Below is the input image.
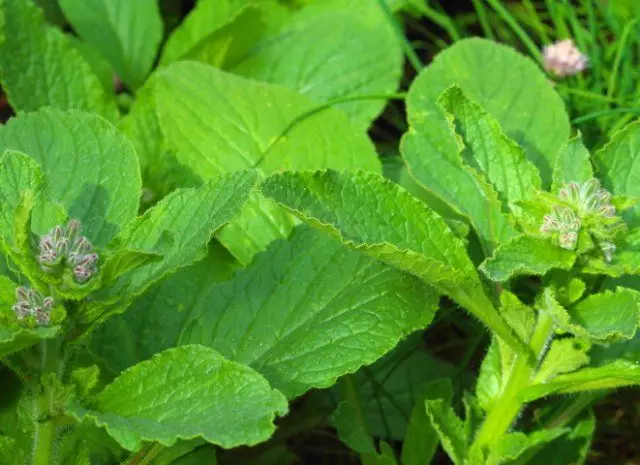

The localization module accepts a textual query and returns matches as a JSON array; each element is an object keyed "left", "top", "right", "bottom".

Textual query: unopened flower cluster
[
  {"left": 543, "top": 39, "right": 588, "bottom": 77},
  {"left": 540, "top": 179, "right": 621, "bottom": 262},
  {"left": 12, "top": 287, "right": 54, "bottom": 326},
  {"left": 39, "top": 219, "right": 99, "bottom": 283}
]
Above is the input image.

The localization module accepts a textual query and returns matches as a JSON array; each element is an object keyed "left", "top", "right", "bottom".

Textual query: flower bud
[
  {"left": 543, "top": 39, "right": 588, "bottom": 77},
  {"left": 65, "top": 219, "right": 81, "bottom": 243}
]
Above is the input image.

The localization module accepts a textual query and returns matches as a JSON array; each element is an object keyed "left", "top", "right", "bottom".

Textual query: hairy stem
[
  {"left": 472, "top": 311, "right": 554, "bottom": 447},
  {"left": 32, "top": 339, "right": 60, "bottom": 465}
]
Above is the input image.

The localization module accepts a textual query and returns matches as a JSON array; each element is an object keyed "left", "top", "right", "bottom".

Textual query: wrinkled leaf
[
  {"left": 480, "top": 235, "right": 576, "bottom": 282},
  {"left": 182, "top": 226, "right": 437, "bottom": 399},
  {"left": 69, "top": 345, "right": 288, "bottom": 451}
]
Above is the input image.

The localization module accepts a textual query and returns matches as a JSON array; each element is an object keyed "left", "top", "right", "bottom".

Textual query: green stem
[
  {"left": 375, "top": 0, "right": 423, "bottom": 73},
  {"left": 472, "top": 311, "right": 554, "bottom": 447},
  {"left": 412, "top": 3, "right": 461, "bottom": 41},
  {"left": 544, "top": 392, "right": 604, "bottom": 429},
  {"left": 32, "top": 339, "right": 60, "bottom": 465}
]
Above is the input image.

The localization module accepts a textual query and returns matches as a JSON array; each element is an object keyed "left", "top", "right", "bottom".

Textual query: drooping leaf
[
  {"left": 438, "top": 86, "right": 541, "bottom": 204},
  {"left": 92, "top": 243, "right": 238, "bottom": 373},
  {"left": 480, "top": 235, "right": 576, "bottom": 282},
  {"left": 520, "top": 360, "right": 640, "bottom": 401},
  {"left": 405, "top": 38, "right": 570, "bottom": 185},
  {"left": 59, "top": 0, "right": 163, "bottom": 89},
  {"left": 69, "top": 345, "right": 288, "bottom": 452},
  {"left": 0, "top": 108, "right": 141, "bottom": 246},
  {"left": 181, "top": 225, "right": 437, "bottom": 399},
  {"left": 155, "top": 61, "right": 379, "bottom": 263},
  {"left": 260, "top": 169, "right": 527, "bottom": 355},
  {"left": 0, "top": 0, "right": 118, "bottom": 119},
  {"left": 231, "top": 2, "right": 403, "bottom": 129},
  {"left": 534, "top": 338, "right": 591, "bottom": 383},
  {"left": 594, "top": 120, "right": 640, "bottom": 227},
  {"left": 551, "top": 134, "right": 593, "bottom": 193}
]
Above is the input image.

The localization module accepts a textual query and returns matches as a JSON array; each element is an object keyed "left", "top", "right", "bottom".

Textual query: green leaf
[
  {"left": 438, "top": 86, "right": 541, "bottom": 204},
  {"left": 181, "top": 225, "right": 437, "bottom": 399},
  {"left": 163, "top": 4, "right": 265, "bottom": 70},
  {"left": 66, "top": 35, "right": 114, "bottom": 93},
  {"left": 405, "top": 38, "right": 570, "bottom": 185},
  {"left": 402, "top": 84, "right": 517, "bottom": 252},
  {"left": 529, "top": 412, "right": 595, "bottom": 465},
  {"left": 0, "top": 0, "right": 118, "bottom": 120},
  {"left": 0, "top": 151, "right": 45, "bottom": 242},
  {"left": 231, "top": 3, "right": 403, "bottom": 129},
  {"left": 155, "top": 61, "right": 379, "bottom": 263},
  {"left": 567, "top": 288, "right": 640, "bottom": 343},
  {"left": 594, "top": 120, "right": 640, "bottom": 227},
  {"left": 59, "top": 0, "right": 162, "bottom": 89},
  {"left": 583, "top": 228, "right": 640, "bottom": 277},
  {"left": 424, "top": 398, "right": 467, "bottom": 465},
  {"left": 519, "top": 360, "right": 640, "bottom": 401},
  {"left": 551, "top": 134, "right": 593, "bottom": 193},
  {"left": 0, "top": 108, "right": 141, "bottom": 246},
  {"left": 534, "top": 338, "right": 591, "bottom": 383},
  {"left": 85, "top": 171, "right": 255, "bottom": 324},
  {"left": 401, "top": 379, "right": 453, "bottom": 465},
  {"left": 91, "top": 243, "right": 238, "bottom": 373},
  {"left": 486, "top": 428, "right": 569, "bottom": 465},
  {"left": 260, "top": 169, "right": 528, "bottom": 356},
  {"left": 99, "top": 248, "right": 163, "bottom": 287},
  {"left": 332, "top": 401, "right": 398, "bottom": 465},
  {"left": 480, "top": 235, "right": 576, "bottom": 282},
  {"left": 159, "top": 0, "right": 232, "bottom": 66},
  {"left": 0, "top": 325, "right": 59, "bottom": 358},
  {"left": 69, "top": 345, "right": 288, "bottom": 451}
]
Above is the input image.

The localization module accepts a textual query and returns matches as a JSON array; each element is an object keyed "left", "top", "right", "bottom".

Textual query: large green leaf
[
  {"left": 594, "top": 120, "right": 640, "bottom": 227},
  {"left": 401, "top": 84, "right": 517, "bottom": 253},
  {"left": 405, "top": 38, "right": 570, "bottom": 185},
  {"left": 260, "top": 169, "right": 527, "bottom": 355},
  {"left": 231, "top": 2, "right": 402, "bottom": 129},
  {"left": 69, "top": 345, "right": 288, "bottom": 451},
  {"left": 91, "top": 243, "right": 238, "bottom": 373},
  {"left": 0, "top": 0, "right": 117, "bottom": 120},
  {"left": 181, "top": 225, "right": 437, "bottom": 399},
  {"left": 0, "top": 108, "right": 141, "bottom": 246},
  {"left": 59, "top": 0, "right": 162, "bottom": 90},
  {"left": 480, "top": 235, "right": 576, "bottom": 282},
  {"left": 155, "top": 61, "right": 379, "bottom": 263}
]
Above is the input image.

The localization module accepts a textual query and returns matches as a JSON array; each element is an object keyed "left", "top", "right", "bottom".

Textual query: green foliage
[{"left": 0, "top": 2, "right": 639, "bottom": 463}]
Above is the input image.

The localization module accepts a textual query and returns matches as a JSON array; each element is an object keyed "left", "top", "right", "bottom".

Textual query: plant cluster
[{"left": 0, "top": 0, "right": 638, "bottom": 464}]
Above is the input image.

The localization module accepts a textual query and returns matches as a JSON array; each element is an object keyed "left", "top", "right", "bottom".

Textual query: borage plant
[{"left": 0, "top": 0, "right": 638, "bottom": 464}]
